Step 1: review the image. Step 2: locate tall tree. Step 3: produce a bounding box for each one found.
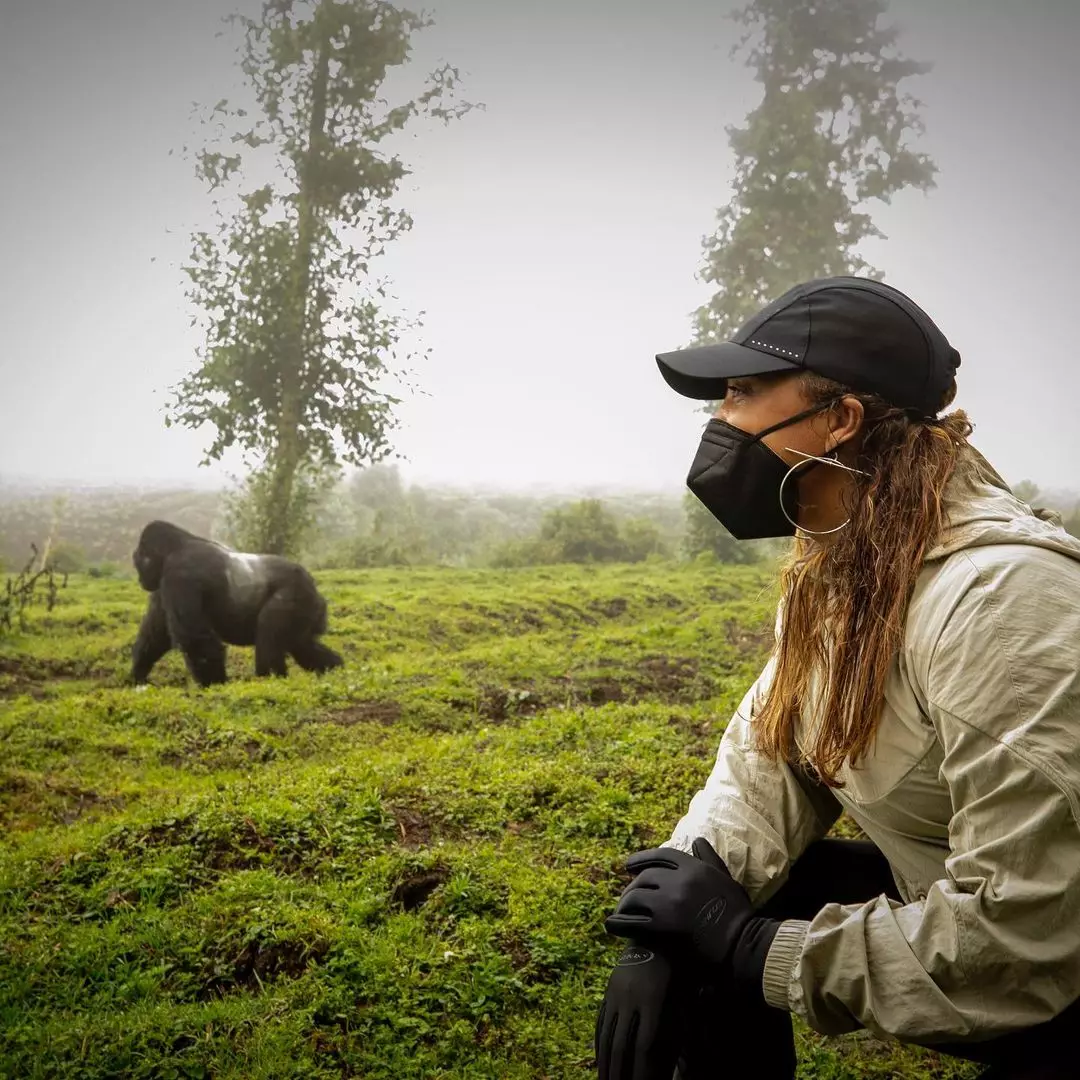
[683,0,936,554]
[168,0,472,555]
[693,0,937,353]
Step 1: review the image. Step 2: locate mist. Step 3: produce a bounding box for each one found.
[1,0,1078,498]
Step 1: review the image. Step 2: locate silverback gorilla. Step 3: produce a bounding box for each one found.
[131,520,344,687]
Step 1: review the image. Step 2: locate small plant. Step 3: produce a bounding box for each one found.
[0,545,68,635]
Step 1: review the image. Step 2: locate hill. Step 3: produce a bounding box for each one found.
[0,564,978,1078]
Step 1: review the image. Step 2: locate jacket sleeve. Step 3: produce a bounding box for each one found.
[765,548,1080,1043]
[666,653,843,906]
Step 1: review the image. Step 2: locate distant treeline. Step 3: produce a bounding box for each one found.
[3,466,1077,575]
[0,466,760,573]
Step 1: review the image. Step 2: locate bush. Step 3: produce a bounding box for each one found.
[537,499,626,563]
[488,501,676,567]
[620,517,670,562]
[682,493,779,564]
[46,541,86,574]
[87,562,124,579]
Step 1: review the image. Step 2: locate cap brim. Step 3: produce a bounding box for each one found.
[656,341,800,400]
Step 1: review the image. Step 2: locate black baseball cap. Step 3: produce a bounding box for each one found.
[656,276,961,418]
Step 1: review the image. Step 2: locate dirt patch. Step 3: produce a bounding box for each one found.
[546,600,598,627]
[0,655,101,680]
[634,655,704,702]
[449,685,546,722]
[204,819,293,873]
[125,815,196,851]
[0,659,54,699]
[200,937,330,998]
[502,934,530,969]
[234,938,328,986]
[320,699,403,726]
[0,655,109,698]
[392,806,433,849]
[645,592,684,609]
[480,685,545,722]
[159,732,275,771]
[391,864,450,912]
[111,815,304,874]
[0,772,123,829]
[592,597,628,619]
[499,931,564,984]
[724,618,774,657]
[582,677,625,706]
[512,608,545,630]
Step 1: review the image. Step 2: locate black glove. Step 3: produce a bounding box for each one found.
[594,943,695,1080]
[604,837,780,995]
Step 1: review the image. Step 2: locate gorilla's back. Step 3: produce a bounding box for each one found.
[217,552,273,644]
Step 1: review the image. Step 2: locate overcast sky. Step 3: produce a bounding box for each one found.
[1,0,1078,496]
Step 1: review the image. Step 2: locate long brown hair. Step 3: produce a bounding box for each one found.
[753,373,973,787]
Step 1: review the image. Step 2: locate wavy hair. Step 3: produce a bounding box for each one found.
[753,374,973,787]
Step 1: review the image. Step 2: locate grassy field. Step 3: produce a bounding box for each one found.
[0,563,980,1079]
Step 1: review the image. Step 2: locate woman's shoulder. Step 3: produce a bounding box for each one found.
[905,541,1080,710]
[910,540,1080,638]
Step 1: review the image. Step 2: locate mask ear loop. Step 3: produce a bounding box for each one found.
[778,448,871,537]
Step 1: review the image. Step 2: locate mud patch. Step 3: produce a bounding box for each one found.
[0,655,107,698]
[0,772,123,829]
[158,730,276,771]
[724,618,774,657]
[582,677,625,705]
[634,655,706,702]
[498,931,562,983]
[321,699,403,726]
[449,685,545,722]
[592,597,628,619]
[108,812,377,878]
[391,806,433,849]
[391,864,450,912]
[545,599,598,626]
[200,937,330,998]
[511,607,545,630]
[479,684,545,722]
[645,592,684,609]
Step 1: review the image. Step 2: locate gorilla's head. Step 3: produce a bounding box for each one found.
[133,520,194,592]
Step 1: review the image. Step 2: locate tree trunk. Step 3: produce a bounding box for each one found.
[262,26,332,555]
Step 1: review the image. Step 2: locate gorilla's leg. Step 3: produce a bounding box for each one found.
[290,638,344,673]
[279,576,342,674]
[254,593,292,677]
[131,591,173,684]
[160,579,227,687]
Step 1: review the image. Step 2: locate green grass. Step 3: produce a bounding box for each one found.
[0,564,980,1078]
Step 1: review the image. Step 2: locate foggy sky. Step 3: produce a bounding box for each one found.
[1,0,1078,495]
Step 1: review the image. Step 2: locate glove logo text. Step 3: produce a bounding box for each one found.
[616,946,654,967]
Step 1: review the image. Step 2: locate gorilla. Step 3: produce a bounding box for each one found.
[131,520,344,687]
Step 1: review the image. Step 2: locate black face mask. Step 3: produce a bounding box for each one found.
[686,400,839,541]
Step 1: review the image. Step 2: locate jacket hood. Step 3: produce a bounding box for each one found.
[925,445,1080,563]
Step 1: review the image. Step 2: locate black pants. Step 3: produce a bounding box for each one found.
[675,839,1080,1080]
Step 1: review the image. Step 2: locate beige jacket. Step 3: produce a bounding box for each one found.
[667,448,1080,1044]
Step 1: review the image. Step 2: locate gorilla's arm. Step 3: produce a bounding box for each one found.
[160,571,228,687]
[131,591,172,684]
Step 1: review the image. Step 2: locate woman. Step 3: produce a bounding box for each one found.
[594,277,1080,1080]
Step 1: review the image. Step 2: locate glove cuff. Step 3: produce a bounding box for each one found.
[731,916,782,1000]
